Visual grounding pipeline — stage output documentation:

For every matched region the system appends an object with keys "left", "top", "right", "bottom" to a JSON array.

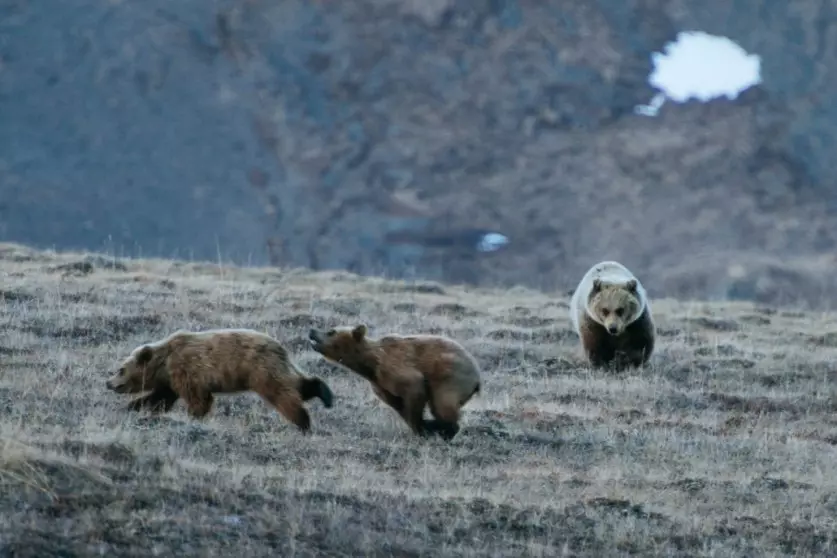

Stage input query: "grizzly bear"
[
  {"left": 569, "top": 261, "right": 655, "bottom": 369},
  {"left": 105, "top": 328, "right": 333, "bottom": 432},
  {"left": 307, "top": 325, "right": 481, "bottom": 441}
]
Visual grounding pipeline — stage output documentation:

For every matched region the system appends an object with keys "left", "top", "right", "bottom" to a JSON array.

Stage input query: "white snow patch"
[
  {"left": 477, "top": 232, "right": 509, "bottom": 253},
  {"left": 635, "top": 31, "right": 762, "bottom": 116}
]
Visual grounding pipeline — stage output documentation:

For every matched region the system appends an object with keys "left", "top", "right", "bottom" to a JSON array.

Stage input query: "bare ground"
[{"left": 1, "top": 241, "right": 836, "bottom": 557}]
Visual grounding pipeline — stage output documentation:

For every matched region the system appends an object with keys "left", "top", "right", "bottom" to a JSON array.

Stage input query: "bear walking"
[
  {"left": 105, "top": 328, "right": 333, "bottom": 432},
  {"left": 569, "top": 261, "right": 656, "bottom": 369},
  {"left": 308, "top": 324, "right": 480, "bottom": 441}
]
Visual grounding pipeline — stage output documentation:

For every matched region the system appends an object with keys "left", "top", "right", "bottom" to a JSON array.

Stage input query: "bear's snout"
[
  {"left": 607, "top": 324, "right": 619, "bottom": 335},
  {"left": 106, "top": 376, "right": 127, "bottom": 392}
]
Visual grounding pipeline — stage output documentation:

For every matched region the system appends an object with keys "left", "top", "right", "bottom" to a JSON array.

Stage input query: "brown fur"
[
  {"left": 308, "top": 325, "right": 481, "bottom": 441},
  {"left": 105, "top": 328, "right": 333, "bottom": 432},
  {"left": 581, "top": 280, "right": 655, "bottom": 369}
]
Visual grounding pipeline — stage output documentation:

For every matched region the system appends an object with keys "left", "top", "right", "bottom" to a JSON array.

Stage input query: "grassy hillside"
[
  {"left": 1, "top": 241, "right": 835, "bottom": 557},
  {"left": 8, "top": 0, "right": 837, "bottom": 298}
]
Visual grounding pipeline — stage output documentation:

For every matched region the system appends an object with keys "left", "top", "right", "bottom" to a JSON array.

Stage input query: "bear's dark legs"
[
  {"left": 401, "top": 381, "right": 430, "bottom": 437},
  {"left": 584, "top": 330, "right": 649, "bottom": 370},
  {"left": 586, "top": 340, "right": 616, "bottom": 368},
  {"left": 630, "top": 348, "right": 651, "bottom": 367},
  {"left": 378, "top": 387, "right": 458, "bottom": 440},
  {"left": 126, "top": 387, "right": 180, "bottom": 414},
  {"left": 372, "top": 385, "right": 404, "bottom": 413},
  {"left": 580, "top": 322, "right": 616, "bottom": 368},
  {"left": 185, "top": 392, "right": 214, "bottom": 419},
  {"left": 375, "top": 381, "right": 436, "bottom": 439},
  {"left": 426, "top": 388, "right": 464, "bottom": 442},
  {"left": 610, "top": 311, "right": 654, "bottom": 369},
  {"left": 611, "top": 349, "right": 649, "bottom": 370}
]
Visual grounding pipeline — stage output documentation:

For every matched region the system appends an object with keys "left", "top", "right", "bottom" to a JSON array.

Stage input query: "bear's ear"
[
  {"left": 136, "top": 345, "right": 154, "bottom": 365},
  {"left": 625, "top": 279, "right": 638, "bottom": 293},
  {"left": 352, "top": 324, "right": 367, "bottom": 341},
  {"left": 591, "top": 279, "right": 603, "bottom": 293}
]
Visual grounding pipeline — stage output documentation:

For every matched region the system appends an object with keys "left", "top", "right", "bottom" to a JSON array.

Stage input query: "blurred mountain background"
[{"left": 3, "top": 0, "right": 837, "bottom": 307}]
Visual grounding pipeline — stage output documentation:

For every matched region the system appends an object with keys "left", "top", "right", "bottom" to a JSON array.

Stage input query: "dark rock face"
[{"left": 2, "top": 0, "right": 836, "bottom": 306}]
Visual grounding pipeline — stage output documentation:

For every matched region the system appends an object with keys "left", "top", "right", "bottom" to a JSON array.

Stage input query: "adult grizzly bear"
[
  {"left": 105, "top": 328, "right": 333, "bottom": 432},
  {"left": 308, "top": 325, "right": 481, "bottom": 441},
  {"left": 569, "top": 260, "right": 656, "bottom": 369}
]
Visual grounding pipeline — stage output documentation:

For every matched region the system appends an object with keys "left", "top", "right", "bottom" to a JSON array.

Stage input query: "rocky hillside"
[{"left": 3, "top": 0, "right": 837, "bottom": 306}]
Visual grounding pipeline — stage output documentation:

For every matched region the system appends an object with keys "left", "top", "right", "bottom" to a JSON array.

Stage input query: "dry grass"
[{"left": 1, "top": 241, "right": 837, "bottom": 557}]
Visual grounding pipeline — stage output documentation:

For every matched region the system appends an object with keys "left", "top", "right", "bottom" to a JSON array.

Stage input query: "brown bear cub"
[
  {"left": 105, "top": 328, "right": 333, "bottom": 432},
  {"left": 308, "top": 325, "right": 481, "bottom": 441},
  {"left": 569, "top": 260, "right": 656, "bottom": 369}
]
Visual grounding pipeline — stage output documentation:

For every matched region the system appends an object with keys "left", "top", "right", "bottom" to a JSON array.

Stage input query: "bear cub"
[
  {"left": 308, "top": 324, "right": 481, "bottom": 441},
  {"left": 106, "top": 328, "right": 333, "bottom": 432}
]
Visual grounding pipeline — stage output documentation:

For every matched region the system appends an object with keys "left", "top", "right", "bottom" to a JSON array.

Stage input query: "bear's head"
[
  {"left": 587, "top": 278, "right": 643, "bottom": 336},
  {"left": 308, "top": 324, "right": 371, "bottom": 372},
  {"left": 105, "top": 344, "right": 159, "bottom": 394}
]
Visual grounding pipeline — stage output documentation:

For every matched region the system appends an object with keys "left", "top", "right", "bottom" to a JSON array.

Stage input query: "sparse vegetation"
[{"left": 1, "top": 241, "right": 837, "bottom": 556}]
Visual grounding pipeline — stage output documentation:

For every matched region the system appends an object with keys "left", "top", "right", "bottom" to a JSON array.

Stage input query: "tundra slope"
[{"left": 0, "top": 242, "right": 836, "bottom": 557}]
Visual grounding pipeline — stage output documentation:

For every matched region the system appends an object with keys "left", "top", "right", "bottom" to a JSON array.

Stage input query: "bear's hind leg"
[
  {"left": 259, "top": 383, "right": 311, "bottom": 432},
  {"left": 426, "top": 389, "right": 463, "bottom": 442},
  {"left": 184, "top": 392, "right": 215, "bottom": 419}
]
